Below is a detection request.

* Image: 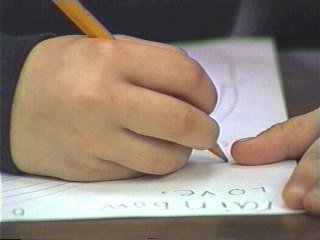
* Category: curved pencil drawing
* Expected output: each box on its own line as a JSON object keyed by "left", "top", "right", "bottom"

{"left": 207, "top": 51, "right": 239, "bottom": 123}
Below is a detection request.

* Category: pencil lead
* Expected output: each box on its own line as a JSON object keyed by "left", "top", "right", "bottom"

{"left": 209, "top": 143, "right": 228, "bottom": 162}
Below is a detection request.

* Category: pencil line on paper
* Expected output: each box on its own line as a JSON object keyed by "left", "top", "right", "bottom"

{"left": 2, "top": 180, "right": 55, "bottom": 193}
{"left": 2, "top": 184, "right": 85, "bottom": 206}
{"left": 3, "top": 182, "right": 70, "bottom": 199}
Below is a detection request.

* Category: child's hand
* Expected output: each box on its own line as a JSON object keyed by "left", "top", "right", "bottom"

{"left": 10, "top": 35, "right": 219, "bottom": 181}
{"left": 232, "top": 108, "right": 319, "bottom": 216}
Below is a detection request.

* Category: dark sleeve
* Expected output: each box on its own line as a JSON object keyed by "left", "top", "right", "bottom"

{"left": 1, "top": 33, "right": 56, "bottom": 174}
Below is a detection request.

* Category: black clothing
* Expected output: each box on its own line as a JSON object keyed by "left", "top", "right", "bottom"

{"left": 1, "top": 33, "right": 56, "bottom": 174}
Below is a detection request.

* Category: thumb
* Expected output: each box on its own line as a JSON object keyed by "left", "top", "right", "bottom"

{"left": 231, "top": 108, "right": 319, "bottom": 165}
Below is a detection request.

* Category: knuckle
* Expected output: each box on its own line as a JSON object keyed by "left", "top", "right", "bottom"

{"left": 203, "top": 87, "right": 217, "bottom": 114}
{"left": 179, "top": 58, "right": 217, "bottom": 114}
{"left": 116, "top": 93, "right": 138, "bottom": 122}
{"left": 202, "top": 119, "right": 219, "bottom": 149}
{"left": 271, "top": 116, "right": 306, "bottom": 135}
{"left": 91, "top": 39, "right": 127, "bottom": 63}
{"left": 269, "top": 121, "right": 303, "bottom": 157}
{"left": 148, "top": 148, "right": 191, "bottom": 175}
{"left": 303, "top": 146, "right": 319, "bottom": 163}
{"left": 73, "top": 90, "right": 102, "bottom": 110}
{"left": 289, "top": 115, "right": 307, "bottom": 133}
{"left": 170, "top": 46, "right": 189, "bottom": 55}
{"left": 269, "top": 122, "right": 286, "bottom": 133}
{"left": 167, "top": 107, "right": 194, "bottom": 139}
{"left": 73, "top": 86, "right": 115, "bottom": 114}
{"left": 268, "top": 122, "right": 293, "bottom": 156}
{"left": 181, "top": 58, "right": 207, "bottom": 87}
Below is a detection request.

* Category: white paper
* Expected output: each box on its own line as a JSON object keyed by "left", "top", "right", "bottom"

{"left": 0, "top": 38, "right": 301, "bottom": 222}
{"left": 181, "top": 38, "right": 288, "bottom": 158}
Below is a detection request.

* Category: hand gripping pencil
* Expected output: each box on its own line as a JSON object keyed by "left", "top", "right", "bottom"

{"left": 52, "top": 0, "right": 228, "bottom": 162}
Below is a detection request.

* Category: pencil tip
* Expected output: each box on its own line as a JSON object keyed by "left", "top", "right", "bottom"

{"left": 209, "top": 143, "right": 228, "bottom": 162}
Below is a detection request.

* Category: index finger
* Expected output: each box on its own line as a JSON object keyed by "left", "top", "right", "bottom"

{"left": 110, "top": 39, "right": 217, "bottom": 114}
{"left": 231, "top": 108, "right": 319, "bottom": 165}
{"left": 112, "top": 83, "right": 219, "bottom": 150}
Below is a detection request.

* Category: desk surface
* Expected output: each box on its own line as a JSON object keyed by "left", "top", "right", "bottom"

{"left": 2, "top": 51, "right": 319, "bottom": 240}
{"left": 2, "top": 214, "right": 319, "bottom": 239}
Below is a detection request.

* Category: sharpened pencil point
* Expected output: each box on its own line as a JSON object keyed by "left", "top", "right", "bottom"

{"left": 209, "top": 143, "right": 228, "bottom": 162}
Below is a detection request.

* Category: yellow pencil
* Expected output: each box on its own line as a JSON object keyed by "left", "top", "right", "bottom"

{"left": 52, "top": 0, "right": 228, "bottom": 162}
{"left": 52, "top": 0, "right": 114, "bottom": 39}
